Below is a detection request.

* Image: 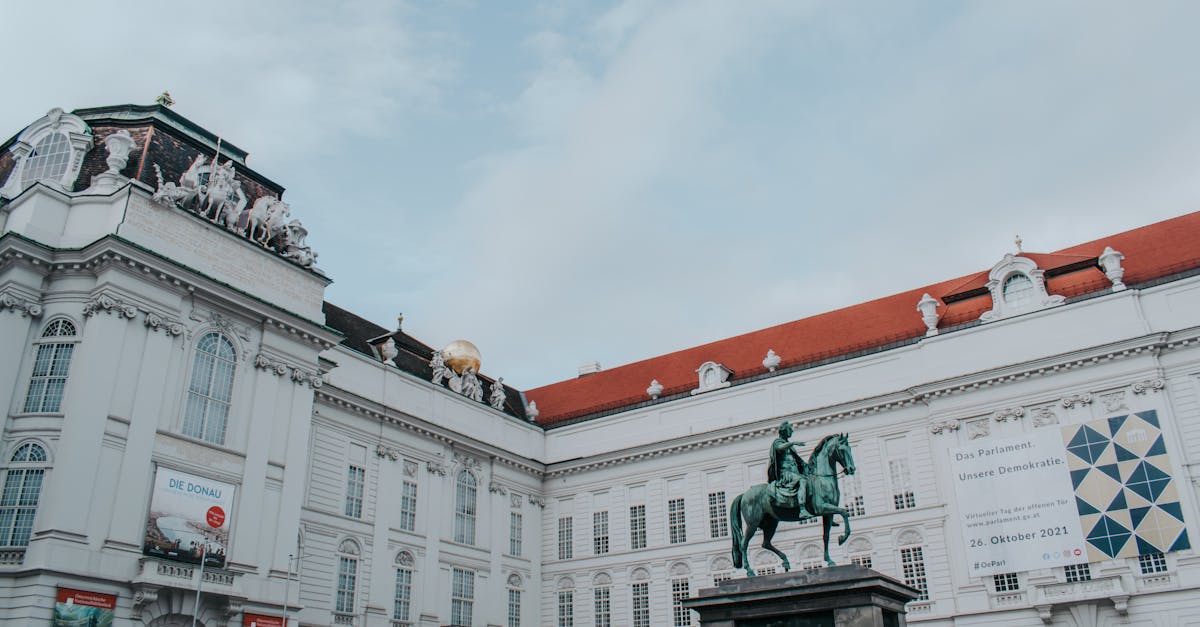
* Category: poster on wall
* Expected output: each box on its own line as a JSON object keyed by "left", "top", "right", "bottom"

{"left": 53, "top": 588, "right": 116, "bottom": 627}
{"left": 243, "top": 614, "right": 284, "bottom": 627}
{"left": 951, "top": 410, "right": 1190, "bottom": 577}
{"left": 142, "top": 467, "right": 236, "bottom": 568}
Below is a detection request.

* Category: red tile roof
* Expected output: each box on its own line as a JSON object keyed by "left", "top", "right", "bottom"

{"left": 526, "top": 211, "right": 1200, "bottom": 426}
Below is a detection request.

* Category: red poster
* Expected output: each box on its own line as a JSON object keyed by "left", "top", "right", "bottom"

{"left": 243, "top": 613, "right": 285, "bottom": 627}
{"left": 57, "top": 588, "right": 117, "bottom": 609}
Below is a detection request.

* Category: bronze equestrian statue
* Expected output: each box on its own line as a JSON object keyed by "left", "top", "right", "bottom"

{"left": 730, "top": 424, "right": 857, "bottom": 576}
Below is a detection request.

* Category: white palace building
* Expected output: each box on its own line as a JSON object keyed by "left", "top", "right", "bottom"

{"left": 0, "top": 103, "right": 1198, "bottom": 627}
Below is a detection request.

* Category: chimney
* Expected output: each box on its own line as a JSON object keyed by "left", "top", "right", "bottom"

{"left": 578, "top": 361, "right": 602, "bottom": 377}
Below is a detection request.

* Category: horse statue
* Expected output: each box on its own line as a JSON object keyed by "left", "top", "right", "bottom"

{"left": 730, "top": 432, "right": 856, "bottom": 576}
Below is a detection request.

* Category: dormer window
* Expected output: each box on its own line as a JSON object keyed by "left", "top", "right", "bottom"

{"left": 692, "top": 361, "right": 732, "bottom": 395}
{"left": 0, "top": 108, "right": 93, "bottom": 199}
{"left": 1001, "top": 273, "right": 1035, "bottom": 306}
{"left": 22, "top": 133, "right": 73, "bottom": 187}
{"left": 979, "top": 254, "right": 1064, "bottom": 322}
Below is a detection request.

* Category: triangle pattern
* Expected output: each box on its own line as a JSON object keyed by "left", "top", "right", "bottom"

{"left": 1107, "top": 490, "right": 1127, "bottom": 512}
{"left": 1113, "top": 443, "right": 1139, "bottom": 462}
{"left": 1146, "top": 435, "right": 1167, "bottom": 457}
{"left": 1076, "top": 496, "right": 1100, "bottom": 516}
{"left": 1097, "top": 463, "right": 1122, "bottom": 482}
{"left": 1107, "top": 415, "right": 1128, "bottom": 435}
{"left": 1129, "top": 506, "right": 1151, "bottom": 529}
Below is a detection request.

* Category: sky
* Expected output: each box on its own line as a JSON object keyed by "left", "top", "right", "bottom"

{"left": 3, "top": 1, "right": 1200, "bottom": 390}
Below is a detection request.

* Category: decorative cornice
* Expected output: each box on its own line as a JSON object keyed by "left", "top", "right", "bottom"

{"left": 0, "top": 290, "right": 42, "bottom": 317}
{"left": 143, "top": 312, "right": 183, "bottom": 336}
{"left": 375, "top": 444, "right": 401, "bottom": 461}
{"left": 992, "top": 407, "right": 1025, "bottom": 422}
{"left": 928, "top": 420, "right": 960, "bottom": 435}
{"left": 528, "top": 495, "right": 546, "bottom": 508}
{"left": 489, "top": 482, "right": 508, "bottom": 495}
{"left": 1132, "top": 378, "right": 1165, "bottom": 394}
{"left": 1061, "top": 393, "right": 1093, "bottom": 409}
{"left": 82, "top": 293, "right": 137, "bottom": 318}
{"left": 454, "top": 452, "right": 482, "bottom": 471}
{"left": 254, "top": 352, "right": 323, "bottom": 388}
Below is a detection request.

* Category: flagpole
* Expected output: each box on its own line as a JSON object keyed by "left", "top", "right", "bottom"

{"left": 191, "top": 543, "right": 207, "bottom": 627}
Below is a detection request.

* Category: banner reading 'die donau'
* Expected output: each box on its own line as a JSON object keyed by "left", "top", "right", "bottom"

{"left": 952, "top": 410, "right": 1190, "bottom": 577}
{"left": 143, "top": 468, "right": 236, "bottom": 568}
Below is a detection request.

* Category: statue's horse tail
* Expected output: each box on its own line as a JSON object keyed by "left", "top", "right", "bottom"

{"left": 730, "top": 493, "right": 744, "bottom": 568}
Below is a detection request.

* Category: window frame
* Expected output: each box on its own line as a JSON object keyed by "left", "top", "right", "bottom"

{"left": 22, "top": 318, "right": 79, "bottom": 415}
{"left": 593, "top": 510, "right": 609, "bottom": 555}
{"left": 451, "top": 567, "right": 475, "bottom": 626}
{"left": 629, "top": 504, "right": 647, "bottom": 550}
{"left": 0, "top": 441, "right": 50, "bottom": 548}
{"left": 707, "top": 491, "right": 729, "bottom": 538}
{"left": 344, "top": 464, "right": 365, "bottom": 518}
{"left": 393, "top": 554, "right": 414, "bottom": 623}
{"left": 668, "top": 498, "right": 687, "bottom": 544}
{"left": 335, "top": 539, "right": 361, "bottom": 615}
{"left": 399, "top": 479, "right": 418, "bottom": 531}
{"left": 557, "top": 515, "right": 573, "bottom": 560}
{"left": 453, "top": 470, "right": 477, "bottom": 545}
{"left": 180, "top": 331, "right": 238, "bottom": 445}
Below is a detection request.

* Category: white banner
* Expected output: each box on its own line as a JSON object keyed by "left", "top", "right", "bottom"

{"left": 951, "top": 430, "right": 1087, "bottom": 576}
{"left": 143, "top": 468, "right": 236, "bottom": 568}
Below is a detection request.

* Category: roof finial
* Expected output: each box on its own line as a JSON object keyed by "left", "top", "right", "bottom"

{"left": 396, "top": 312, "right": 404, "bottom": 331}
{"left": 1014, "top": 234, "right": 1023, "bottom": 253}
{"left": 155, "top": 91, "right": 175, "bottom": 107}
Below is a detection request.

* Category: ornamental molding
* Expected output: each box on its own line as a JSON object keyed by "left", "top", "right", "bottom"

{"left": 510, "top": 493, "right": 523, "bottom": 509}
{"left": 254, "top": 352, "right": 323, "bottom": 388}
{"left": 375, "top": 444, "right": 401, "bottom": 461}
{"left": 967, "top": 420, "right": 990, "bottom": 440}
{"left": 1031, "top": 406, "right": 1059, "bottom": 427}
{"left": 693, "top": 361, "right": 733, "bottom": 395}
{"left": 190, "top": 310, "right": 251, "bottom": 343}
{"left": 0, "top": 290, "right": 42, "bottom": 317}
{"left": 979, "top": 254, "right": 1065, "bottom": 323}
{"left": 82, "top": 293, "right": 137, "bottom": 318}
{"left": 150, "top": 156, "right": 318, "bottom": 269}
{"left": 143, "top": 312, "right": 184, "bottom": 336}
{"left": 426, "top": 460, "right": 447, "bottom": 476}
{"left": 528, "top": 495, "right": 546, "bottom": 508}
{"left": 403, "top": 460, "right": 418, "bottom": 477}
{"left": 0, "top": 107, "right": 93, "bottom": 199}
{"left": 928, "top": 420, "right": 960, "bottom": 435}
{"left": 453, "top": 452, "right": 482, "bottom": 471}
{"left": 489, "top": 482, "right": 508, "bottom": 495}
{"left": 992, "top": 407, "right": 1025, "bottom": 422}
{"left": 1061, "top": 393, "right": 1093, "bottom": 409}
{"left": 1100, "top": 391, "right": 1128, "bottom": 412}
{"left": 1132, "top": 378, "right": 1165, "bottom": 395}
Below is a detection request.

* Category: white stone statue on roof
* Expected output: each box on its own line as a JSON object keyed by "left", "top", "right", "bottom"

{"left": 489, "top": 377, "right": 506, "bottom": 410}
{"left": 462, "top": 367, "right": 484, "bottom": 402}
{"left": 430, "top": 350, "right": 448, "bottom": 385}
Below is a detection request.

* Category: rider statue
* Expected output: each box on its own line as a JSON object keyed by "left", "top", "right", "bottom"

{"left": 767, "top": 421, "right": 808, "bottom": 511}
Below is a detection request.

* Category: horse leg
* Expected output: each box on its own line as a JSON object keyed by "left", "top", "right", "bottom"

{"left": 822, "top": 514, "right": 835, "bottom": 566}
{"left": 741, "top": 514, "right": 757, "bottom": 577}
{"left": 760, "top": 517, "right": 791, "bottom": 572}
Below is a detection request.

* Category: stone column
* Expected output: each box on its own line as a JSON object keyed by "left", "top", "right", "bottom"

{"left": 232, "top": 363, "right": 284, "bottom": 570}
{"left": 0, "top": 303, "right": 38, "bottom": 414}
{"left": 272, "top": 377, "right": 316, "bottom": 576}
{"left": 33, "top": 306, "right": 132, "bottom": 548}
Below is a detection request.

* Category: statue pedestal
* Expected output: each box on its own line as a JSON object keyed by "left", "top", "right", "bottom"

{"left": 683, "top": 565, "right": 920, "bottom": 627}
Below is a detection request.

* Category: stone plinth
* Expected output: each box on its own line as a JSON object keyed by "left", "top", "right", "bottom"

{"left": 683, "top": 565, "right": 920, "bottom": 627}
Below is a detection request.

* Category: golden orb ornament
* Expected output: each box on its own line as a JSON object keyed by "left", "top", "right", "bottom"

{"left": 442, "top": 339, "right": 482, "bottom": 375}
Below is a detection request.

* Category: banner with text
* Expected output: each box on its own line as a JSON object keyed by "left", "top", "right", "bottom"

{"left": 143, "top": 468, "right": 236, "bottom": 568}
{"left": 952, "top": 429, "right": 1087, "bottom": 576}
{"left": 53, "top": 587, "right": 116, "bottom": 627}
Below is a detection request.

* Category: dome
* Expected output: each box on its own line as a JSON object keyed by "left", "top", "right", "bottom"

{"left": 442, "top": 339, "right": 481, "bottom": 375}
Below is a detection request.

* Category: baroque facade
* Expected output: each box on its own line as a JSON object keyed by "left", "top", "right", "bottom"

{"left": 0, "top": 103, "right": 1197, "bottom": 627}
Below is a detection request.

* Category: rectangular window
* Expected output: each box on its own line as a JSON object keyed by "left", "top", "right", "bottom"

{"left": 708, "top": 491, "right": 729, "bottom": 538}
{"left": 840, "top": 474, "right": 866, "bottom": 517}
{"left": 1139, "top": 551, "right": 1168, "bottom": 574}
{"left": 507, "top": 588, "right": 521, "bottom": 627}
{"left": 668, "top": 498, "right": 687, "bottom": 544}
{"left": 557, "top": 590, "right": 574, "bottom": 627}
{"left": 23, "top": 342, "right": 73, "bottom": 413}
{"left": 557, "top": 516, "right": 573, "bottom": 560}
{"left": 712, "top": 571, "right": 733, "bottom": 585}
{"left": 451, "top": 568, "right": 474, "bottom": 626}
{"left": 888, "top": 458, "right": 916, "bottom": 510}
{"left": 398, "top": 480, "right": 417, "bottom": 531}
{"left": 1064, "top": 563, "right": 1091, "bottom": 582}
{"left": 593, "top": 510, "right": 610, "bottom": 555}
{"left": 344, "top": 465, "right": 365, "bottom": 518}
{"left": 593, "top": 586, "right": 611, "bottom": 627}
{"left": 393, "top": 568, "right": 412, "bottom": 622}
{"left": 630, "top": 504, "right": 647, "bottom": 550}
{"left": 993, "top": 572, "right": 1020, "bottom": 592}
{"left": 336, "top": 556, "right": 357, "bottom": 613}
{"left": 631, "top": 582, "right": 650, "bottom": 627}
{"left": 671, "top": 578, "right": 692, "bottom": 626}
{"left": 509, "top": 511, "right": 523, "bottom": 556}
{"left": 899, "top": 546, "right": 928, "bottom": 601}
{"left": 850, "top": 554, "right": 873, "bottom": 569}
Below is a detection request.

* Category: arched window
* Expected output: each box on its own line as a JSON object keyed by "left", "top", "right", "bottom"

{"left": 182, "top": 332, "right": 236, "bottom": 444}
{"left": 0, "top": 442, "right": 49, "bottom": 547}
{"left": 336, "top": 539, "right": 360, "bottom": 615}
{"left": 454, "top": 470, "right": 477, "bottom": 544}
{"left": 24, "top": 319, "right": 77, "bottom": 413}
{"left": 22, "top": 132, "right": 73, "bottom": 187}
{"left": 393, "top": 551, "right": 415, "bottom": 623}
{"left": 1002, "top": 273, "right": 1036, "bottom": 307}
